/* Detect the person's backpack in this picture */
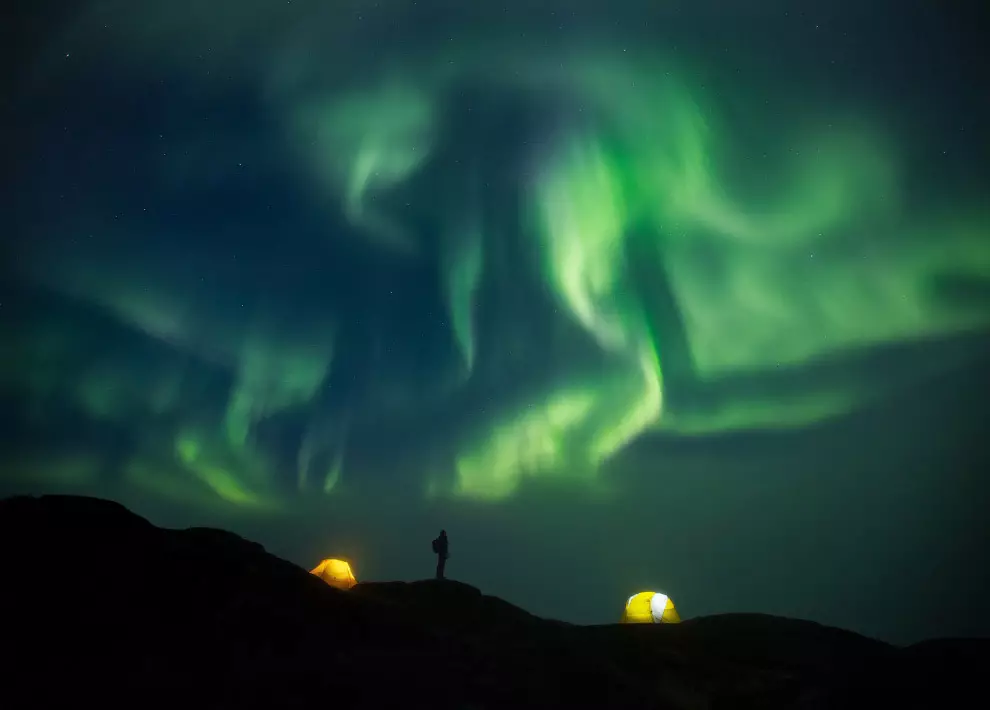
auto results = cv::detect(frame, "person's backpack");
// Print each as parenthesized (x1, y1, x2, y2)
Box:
(431, 538, 438, 553)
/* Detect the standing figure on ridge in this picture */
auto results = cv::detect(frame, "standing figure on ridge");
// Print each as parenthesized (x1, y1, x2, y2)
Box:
(432, 529, 449, 579)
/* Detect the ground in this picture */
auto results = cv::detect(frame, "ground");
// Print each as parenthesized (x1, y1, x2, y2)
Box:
(0, 494, 984, 708)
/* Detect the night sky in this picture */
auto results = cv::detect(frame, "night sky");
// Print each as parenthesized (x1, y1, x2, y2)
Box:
(3, 1, 989, 644)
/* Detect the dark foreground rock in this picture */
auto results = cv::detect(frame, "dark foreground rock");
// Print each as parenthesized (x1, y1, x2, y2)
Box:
(1, 495, 985, 709)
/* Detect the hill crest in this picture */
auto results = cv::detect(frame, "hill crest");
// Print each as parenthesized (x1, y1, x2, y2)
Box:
(0, 494, 984, 709)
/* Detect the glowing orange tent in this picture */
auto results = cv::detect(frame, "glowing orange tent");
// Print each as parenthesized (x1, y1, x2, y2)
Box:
(621, 591, 681, 624)
(310, 558, 357, 589)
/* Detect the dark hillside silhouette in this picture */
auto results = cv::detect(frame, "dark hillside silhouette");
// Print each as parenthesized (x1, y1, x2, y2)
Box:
(1, 494, 985, 709)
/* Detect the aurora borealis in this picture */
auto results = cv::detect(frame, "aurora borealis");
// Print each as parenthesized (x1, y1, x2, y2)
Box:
(3, 1, 989, 642)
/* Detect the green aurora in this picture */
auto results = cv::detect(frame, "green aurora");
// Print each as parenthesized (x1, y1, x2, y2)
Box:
(2, 0, 989, 641)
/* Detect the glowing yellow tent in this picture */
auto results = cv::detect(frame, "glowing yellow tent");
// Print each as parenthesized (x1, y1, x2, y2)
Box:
(621, 591, 681, 624)
(310, 558, 357, 589)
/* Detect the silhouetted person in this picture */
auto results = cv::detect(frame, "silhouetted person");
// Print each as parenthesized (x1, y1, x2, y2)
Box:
(432, 529, 449, 579)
